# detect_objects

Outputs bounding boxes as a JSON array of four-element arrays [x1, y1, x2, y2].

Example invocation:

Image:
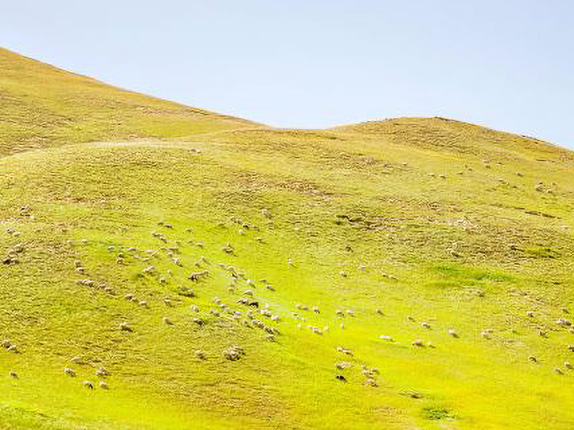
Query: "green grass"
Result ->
[[0, 49, 574, 429]]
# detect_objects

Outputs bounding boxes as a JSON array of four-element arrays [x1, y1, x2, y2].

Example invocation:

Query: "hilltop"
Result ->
[[0, 48, 258, 155], [0, 49, 574, 430]]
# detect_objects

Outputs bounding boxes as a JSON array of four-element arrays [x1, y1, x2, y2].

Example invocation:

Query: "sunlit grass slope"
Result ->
[[1, 50, 574, 430], [0, 48, 258, 155]]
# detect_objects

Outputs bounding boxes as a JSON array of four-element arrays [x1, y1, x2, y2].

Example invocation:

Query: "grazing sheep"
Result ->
[[379, 335, 394, 342], [265, 284, 275, 292], [164, 298, 173, 307], [481, 331, 491, 339], [336, 346, 353, 356], [139, 301, 148, 308], [125, 293, 135, 301], [335, 362, 353, 370], [346, 309, 355, 317], [407, 316, 415, 322], [335, 375, 347, 382], [119, 322, 132, 332], [448, 329, 459, 338], [193, 317, 204, 326], [265, 334, 277, 342], [64, 368, 76, 377], [312, 306, 320, 314], [340, 271, 348, 278], [190, 305, 199, 313], [375, 309, 384, 315], [99, 381, 109, 389], [564, 362, 573, 370], [526, 310, 535, 318], [7, 345, 18, 353], [528, 356, 538, 363], [162, 317, 173, 325], [538, 330, 547, 338], [568, 345, 574, 352], [421, 322, 431, 329], [96, 369, 108, 377], [9, 371, 18, 379], [195, 350, 207, 360], [336, 309, 345, 317], [83, 380, 94, 389], [70, 356, 82, 364], [363, 378, 378, 387], [554, 367, 564, 375], [223, 346, 245, 361], [412, 340, 424, 347], [340, 322, 345, 329], [244, 290, 254, 297]]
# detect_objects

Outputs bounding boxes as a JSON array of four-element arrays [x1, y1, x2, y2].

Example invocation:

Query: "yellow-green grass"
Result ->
[[0, 50, 574, 429]]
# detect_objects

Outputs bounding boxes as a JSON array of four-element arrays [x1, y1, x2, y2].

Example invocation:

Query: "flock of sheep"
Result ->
[[2, 203, 573, 393]]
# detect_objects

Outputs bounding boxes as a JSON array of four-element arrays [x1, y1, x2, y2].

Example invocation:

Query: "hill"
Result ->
[[0, 48, 258, 156], [1, 49, 574, 430]]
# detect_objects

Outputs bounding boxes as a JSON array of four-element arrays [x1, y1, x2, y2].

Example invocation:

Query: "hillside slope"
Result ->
[[0, 48, 258, 156], [1, 50, 574, 430]]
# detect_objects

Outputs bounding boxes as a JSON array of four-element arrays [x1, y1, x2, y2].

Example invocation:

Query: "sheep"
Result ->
[[139, 301, 148, 308], [538, 330, 547, 338], [125, 293, 135, 301], [7, 345, 18, 353], [162, 317, 173, 325], [336, 309, 345, 317], [255, 237, 264, 243], [70, 356, 82, 364], [564, 362, 573, 370], [312, 306, 320, 314], [190, 305, 199, 313], [119, 322, 132, 332], [421, 322, 431, 329], [364, 378, 378, 387], [379, 335, 394, 342], [244, 290, 254, 297], [96, 369, 108, 377], [193, 317, 204, 326], [528, 355, 538, 363], [9, 371, 18, 379], [64, 368, 76, 377], [526, 310, 535, 318], [223, 346, 245, 361], [335, 362, 353, 370], [83, 380, 94, 389], [164, 298, 173, 307], [481, 331, 491, 339], [335, 374, 347, 382], [407, 316, 415, 322], [554, 367, 564, 375], [568, 345, 574, 352], [172, 258, 182, 266], [246, 279, 255, 286], [448, 329, 459, 338], [340, 271, 348, 278], [265, 334, 277, 342], [195, 350, 207, 360], [265, 284, 275, 292], [412, 340, 424, 347], [336, 346, 353, 356], [99, 381, 109, 389], [375, 309, 384, 315], [210, 309, 221, 317]]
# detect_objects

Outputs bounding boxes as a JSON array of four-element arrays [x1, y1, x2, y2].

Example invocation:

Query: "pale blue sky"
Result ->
[[2, 1, 573, 148]]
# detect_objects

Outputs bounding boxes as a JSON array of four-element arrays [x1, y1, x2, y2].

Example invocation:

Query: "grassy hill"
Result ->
[[0, 48, 258, 156], [1, 49, 574, 430]]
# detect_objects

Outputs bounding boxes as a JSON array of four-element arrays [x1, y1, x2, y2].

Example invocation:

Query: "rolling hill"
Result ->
[[1, 48, 574, 430]]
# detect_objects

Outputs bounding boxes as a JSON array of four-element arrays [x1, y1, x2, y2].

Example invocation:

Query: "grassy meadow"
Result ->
[[1, 48, 574, 429]]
